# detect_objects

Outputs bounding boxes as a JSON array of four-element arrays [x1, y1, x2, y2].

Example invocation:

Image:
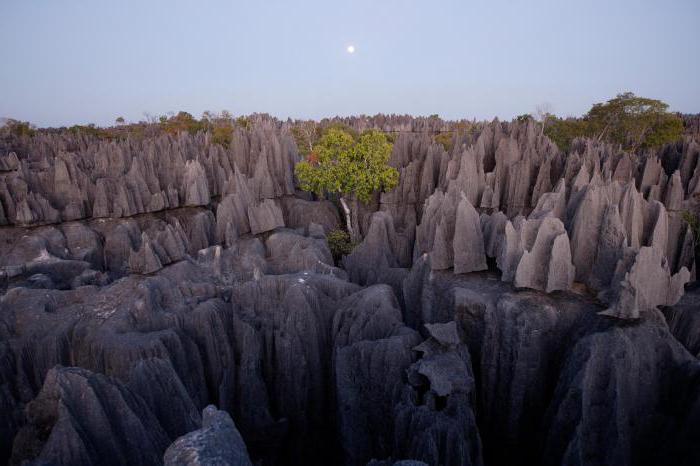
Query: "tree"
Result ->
[[434, 131, 455, 153], [542, 92, 683, 153], [115, 116, 125, 125], [585, 92, 683, 151], [1, 118, 35, 137], [290, 120, 318, 157], [161, 111, 205, 135], [294, 128, 398, 241], [544, 116, 589, 152], [200, 111, 234, 147]]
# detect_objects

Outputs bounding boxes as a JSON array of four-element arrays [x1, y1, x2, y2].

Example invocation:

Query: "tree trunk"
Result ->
[[339, 196, 355, 241]]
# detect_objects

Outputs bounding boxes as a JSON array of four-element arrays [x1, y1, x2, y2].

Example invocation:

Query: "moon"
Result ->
[[346, 45, 355, 54]]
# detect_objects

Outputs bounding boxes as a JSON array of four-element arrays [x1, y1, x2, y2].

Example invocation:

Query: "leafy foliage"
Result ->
[[434, 132, 455, 153], [235, 116, 252, 130], [326, 229, 355, 262], [432, 121, 477, 153], [544, 117, 589, 152], [1, 119, 36, 137], [68, 123, 119, 139], [586, 92, 683, 151], [202, 111, 235, 148], [294, 128, 398, 203], [543, 92, 683, 152], [211, 125, 233, 147], [160, 111, 206, 135]]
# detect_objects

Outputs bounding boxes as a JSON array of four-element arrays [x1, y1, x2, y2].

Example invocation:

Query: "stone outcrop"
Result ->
[[453, 195, 487, 274], [0, 117, 298, 226], [599, 246, 690, 319], [10, 366, 173, 466], [164, 405, 253, 466], [393, 321, 483, 466], [1, 114, 700, 466]]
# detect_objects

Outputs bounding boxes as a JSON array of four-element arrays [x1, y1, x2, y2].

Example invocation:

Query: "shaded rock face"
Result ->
[[543, 314, 700, 466], [1, 116, 700, 466], [663, 285, 700, 358], [0, 117, 298, 226], [164, 405, 253, 466], [393, 321, 483, 466], [10, 366, 173, 466], [398, 267, 700, 466]]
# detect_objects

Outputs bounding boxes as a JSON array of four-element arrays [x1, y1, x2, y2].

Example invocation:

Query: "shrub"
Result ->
[[434, 131, 454, 153], [326, 229, 355, 262], [2, 119, 36, 137], [161, 111, 205, 135], [236, 116, 251, 130], [211, 125, 233, 148]]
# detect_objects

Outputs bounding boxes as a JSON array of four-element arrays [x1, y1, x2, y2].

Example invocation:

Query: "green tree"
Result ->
[[295, 128, 398, 241], [434, 131, 455, 153], [544, 116, 590, 152], [115, 116, 125, 125], [201, 111, 234, 147], [543, 92, 683, 152], [236, 116, 251, 130], [586, 92, 682, 151], [160, 111, 205, 135], [211, 125, 233, 147], [2, 119, 35, 137]]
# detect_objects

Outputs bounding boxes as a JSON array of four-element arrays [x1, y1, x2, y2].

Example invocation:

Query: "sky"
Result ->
[[1, 0, 698, 127]]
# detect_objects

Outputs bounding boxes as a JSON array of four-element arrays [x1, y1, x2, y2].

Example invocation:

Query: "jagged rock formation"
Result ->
[[10, 366, 174, 466], [164, 405, 253, 466], [393, 321, 483, 466], [663, 285, 700, 358], [0, 117, 298, 226], [1, 115, 700, 466]]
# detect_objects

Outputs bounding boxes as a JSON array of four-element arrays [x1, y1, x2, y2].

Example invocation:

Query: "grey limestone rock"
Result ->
[[393, 320, 483, 466], [453, 195, 487, 274], [10, 366, 171, 466], [248, 198, 284, 234], [513, 217, 574, 293], [280, 196, 340, 233], [343, 211, 403, 286], [543, 315, 700, 466], [163, 405, 253, 466], [600, 246, 690, 319]]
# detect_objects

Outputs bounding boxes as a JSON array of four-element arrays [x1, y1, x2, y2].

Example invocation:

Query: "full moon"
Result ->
[[346, 45, 355, 54]]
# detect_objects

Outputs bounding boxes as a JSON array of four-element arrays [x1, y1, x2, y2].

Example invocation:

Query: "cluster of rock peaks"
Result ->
[[1, 115, 699, 466]]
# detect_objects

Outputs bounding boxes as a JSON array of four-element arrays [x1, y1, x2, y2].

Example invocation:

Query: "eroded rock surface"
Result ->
[[164, 405, 253, 466], [1, 115, 700, 466]]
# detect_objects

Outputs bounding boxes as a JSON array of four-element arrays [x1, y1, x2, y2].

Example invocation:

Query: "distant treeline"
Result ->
[[1, 92, 697, 155], [521, 92, 688, 152]]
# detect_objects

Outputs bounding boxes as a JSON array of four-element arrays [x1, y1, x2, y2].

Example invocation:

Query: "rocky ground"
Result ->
[[1, 115, 699, 465]]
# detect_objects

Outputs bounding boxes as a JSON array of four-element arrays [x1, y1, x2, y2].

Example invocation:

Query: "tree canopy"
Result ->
[[295, 128, 398, 240], [543, 92, 683, 153], [295, 128, 398, 203]]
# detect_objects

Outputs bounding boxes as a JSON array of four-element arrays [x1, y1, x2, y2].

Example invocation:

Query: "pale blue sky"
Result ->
[[1, 0, 698, 127]]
